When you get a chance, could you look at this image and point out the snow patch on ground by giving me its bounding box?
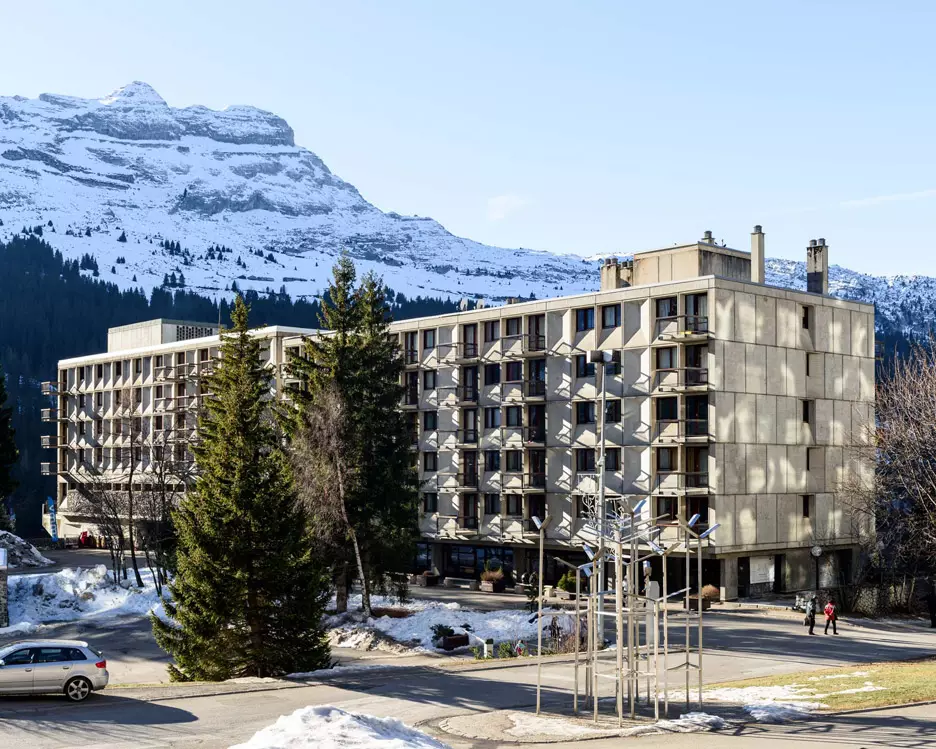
[621,712,728,736]
[8,565,164,625]
[743,703,814,724]
[228,705,449,748]
[286,663,404,680]
[503,713,611,738]
[0,531,53,568]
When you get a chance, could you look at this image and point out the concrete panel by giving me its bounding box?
[776,494,798,544]
[814,305,832,352]
[746,444,767,494]
[735,392,756,444]
[765,347,786,396]
[850,310,869,358]
[842,355,860,402]
[724,444,746,494]
[711,443,725,494]
[826,446,844,491]
[735,292,756,343]
[755,295,777,347]
[815,493,834,541]
[814,399,833,445]
[745,344,767,394]
[723,341,746,392]
[859,358,875,402]
[767,444,787,493]
[756,395,777,444]
[713,495,736,546]
[712,390,735,442]
[787,447,807,492]
[833,400,851,446]
[714,288,735,341]
[832,307,850,355]
[776,299,798,348]
[735,495,756,546]
[708,339,724,390]
[776,396,798,445]
[756,494,778,544]
[786,348,806,398]
[824,354,844,400]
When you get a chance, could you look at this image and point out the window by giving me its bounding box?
[78,421,86,436]
[176,352,186,365]
[423,370,437,389]
[484,363,501,385]
[801,305,813,330]
[575,401,596,424]
[656,297,677,318]
[657,496,678,522]
[656,397,678,421]
[505,361,523,381]
[575,448,596,472]
[575,355,596,378]
[423,411,438,430]
[96,392,103,408]
[484,320,500,342]
[114,361,122,377]
[657,446,676,472]
[423,329,436,350]
[423,493,439,513]
[688,496,709,524]
[68,648,87,661]
[656,347,676,370]
[575,307,595,332]
[605,448,621,471]
[484,450,501,471]
[404,331,418,358]
[155,355,163,368]
[155,415,163,431]
[96,364,103,379]
[505,406,522,427]
[484,407,501,429]
[505,450,523,472]
[135,388,142,404]
[484,493,501,515]
[423,452,438,472]
[802,399,813,424]
[33,647,70,664]
[78,394,85,409]
[506,494,523,516]
[505,317,522,337]
[199,348,209,362]
[802,494,812,518]
[602,304,621,328]
[3,649,32,666]
[605,399,622,423]
[606,359,621,376]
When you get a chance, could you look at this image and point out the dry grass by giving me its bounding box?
[370,606,412,619]
[709,657,936,712]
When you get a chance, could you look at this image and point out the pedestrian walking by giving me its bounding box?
[824,598,838,635]
[804,595,817,635]
[923,586,936,629]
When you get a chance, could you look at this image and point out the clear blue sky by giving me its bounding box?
[3,1,935,275]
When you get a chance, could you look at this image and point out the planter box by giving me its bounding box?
[688,597,712,611]
[440,634,470,651]
[554,589,576,600]
[480,579,507,593]
[417,574,439,587]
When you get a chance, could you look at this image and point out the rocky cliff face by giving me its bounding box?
[0,82,597,303]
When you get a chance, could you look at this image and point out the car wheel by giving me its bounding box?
[65,677,92,702]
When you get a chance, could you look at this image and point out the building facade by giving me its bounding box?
[42,231,876,599]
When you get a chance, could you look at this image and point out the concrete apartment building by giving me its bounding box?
[41,229,875,599]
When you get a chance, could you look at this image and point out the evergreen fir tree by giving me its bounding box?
[152,297,330,680]
[117,230,127,243]
[0,364,18,512]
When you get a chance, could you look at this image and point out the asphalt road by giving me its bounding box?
[0,610,931,749]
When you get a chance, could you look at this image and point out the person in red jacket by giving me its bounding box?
[824,598,838,635]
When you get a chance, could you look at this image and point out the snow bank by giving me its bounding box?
[621,712,727,736]
[8,565,164,625]
[228,706,449,749]
[328,594,564,653]
[0,531,53,568]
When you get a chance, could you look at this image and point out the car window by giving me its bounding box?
[32,647,69,664]
[3,649,33,665]
[69,648,88,661]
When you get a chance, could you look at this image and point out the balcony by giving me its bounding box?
[455,342,479,361]
[456,384,478,403]
[40,462,59,476]
[523,472,547,489]
[402,386,419,407]
[653,471,710,495]
[458,515,479,530]
[653,419,711,443]
[524,425,546,444]
[154,366,178,382]
[524,333,547,354]
[652,367,710,392]
[404,349,420,366]
[456,428,479,445]
[526,379,546,398]
[40,435,59,449]
[40,408,60,422]
[457,470,480,488]
[41,381,65,396]
[653,315,712,342]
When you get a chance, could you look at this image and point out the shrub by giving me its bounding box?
[497,641,517,659]
[431,624,455,640]
[701,584,720,601]
[557,571,577,593]
[481,567,504,583]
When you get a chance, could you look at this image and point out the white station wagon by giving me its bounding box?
[0,639,109,701]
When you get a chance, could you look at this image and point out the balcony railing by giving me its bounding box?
[526,379,546,397]
[524,333,547,353]
[403,386,419,406]
[524,472,547,489]
[40,462,58,476]
[654,315,711,340]
[41,381,65,396]
[653,471,710,493]
[41,408,59,422]
[524,425,547,443]
[653,419,711,441]
[456,342,479,359]
[457,470,480,488]
[457,428,479,444]
[456,384,478,403]
[652,367,709,391]
[40,435,59,449]
[404,349,420,365]
[458,515,479,530]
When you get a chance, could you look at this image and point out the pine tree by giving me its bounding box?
[152,297,330,680]
[286,256,417,615]
[0,364,18,516]
[117,230,127,243]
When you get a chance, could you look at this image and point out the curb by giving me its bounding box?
[824,697,936,717]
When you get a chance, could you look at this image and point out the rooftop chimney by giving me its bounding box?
[701,230,714,244]
[600,256,632,291]
[806,238,829,295]
[750,225,765,284]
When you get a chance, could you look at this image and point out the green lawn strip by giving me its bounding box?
[706,657,936,712]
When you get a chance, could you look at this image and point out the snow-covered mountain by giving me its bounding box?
[0,81,597,303]
[1,81,934,338]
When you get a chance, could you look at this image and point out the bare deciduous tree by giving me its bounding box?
[288,383,372,617]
